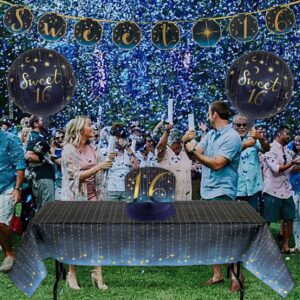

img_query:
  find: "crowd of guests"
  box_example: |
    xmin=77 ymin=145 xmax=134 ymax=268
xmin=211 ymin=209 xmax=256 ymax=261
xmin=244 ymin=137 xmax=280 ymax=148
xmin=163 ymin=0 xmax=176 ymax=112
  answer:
xmin=0 ymin=100 xmax=300 ymax=293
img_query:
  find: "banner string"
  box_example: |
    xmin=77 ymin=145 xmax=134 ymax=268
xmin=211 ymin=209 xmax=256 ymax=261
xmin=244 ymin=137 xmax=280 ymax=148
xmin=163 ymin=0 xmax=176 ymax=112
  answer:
xmin=0 ymin=0 xmax=300 ymax=24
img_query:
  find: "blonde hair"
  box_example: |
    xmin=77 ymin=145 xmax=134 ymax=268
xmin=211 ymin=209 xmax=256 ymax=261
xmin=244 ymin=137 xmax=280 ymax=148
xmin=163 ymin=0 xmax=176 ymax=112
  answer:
xmin=64 ymin=116 xmax=90 ymax=148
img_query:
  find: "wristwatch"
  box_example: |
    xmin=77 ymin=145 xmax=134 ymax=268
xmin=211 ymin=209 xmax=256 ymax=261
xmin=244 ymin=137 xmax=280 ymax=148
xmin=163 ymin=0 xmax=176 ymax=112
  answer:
xmin=13 ymin=187 xmax=22 ymax=191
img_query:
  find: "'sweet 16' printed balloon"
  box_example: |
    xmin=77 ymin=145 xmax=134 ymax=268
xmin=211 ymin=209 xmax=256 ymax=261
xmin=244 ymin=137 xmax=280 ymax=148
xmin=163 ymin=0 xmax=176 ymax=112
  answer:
xmin=7 ymin=48 xmax=76 ymax=117
xmin=225 ymin=51 xmax=293 ymax=119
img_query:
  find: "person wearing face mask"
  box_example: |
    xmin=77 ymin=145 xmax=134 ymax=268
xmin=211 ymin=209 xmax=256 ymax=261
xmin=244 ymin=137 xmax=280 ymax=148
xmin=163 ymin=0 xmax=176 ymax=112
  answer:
xmin=233 ymin=114 xmax=270 ymax=212
xmin=183 ymin=101 xmax=243 ymax=292
xmin=102 ymin=124 xmax=138 ymax=201
xmin=262 ymin=125 xmax=300 ymax=254
xmin=156 ymin=125 xmax=192 ymax=200
xmin=288 ymin=134 xmax=300 ymax=252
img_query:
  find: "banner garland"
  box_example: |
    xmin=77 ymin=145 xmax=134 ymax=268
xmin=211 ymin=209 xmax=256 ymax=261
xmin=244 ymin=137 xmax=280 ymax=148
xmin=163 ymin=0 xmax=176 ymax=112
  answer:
xmin=229 ymin=13 xmax=259 ymax=43
xmin=1 ymin=0 xmax=299 ymax=49
xmin=74 ymin=18 xmax=103 ymax=47
xmin=192 ymin=19 xmax=222 ymax=47
xmin=265 ymin=6 xmax=295 ymax=34
xmin=112 ymin=21 xmax=141 ymax=50
xmin=37 ymin=13 xmax=67 ymax=42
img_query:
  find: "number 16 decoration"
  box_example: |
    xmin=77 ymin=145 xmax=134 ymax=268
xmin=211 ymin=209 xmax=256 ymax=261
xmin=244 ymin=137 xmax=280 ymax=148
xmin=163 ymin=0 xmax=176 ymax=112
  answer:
xmin=125 ymin=167 xmax=176 ymax=203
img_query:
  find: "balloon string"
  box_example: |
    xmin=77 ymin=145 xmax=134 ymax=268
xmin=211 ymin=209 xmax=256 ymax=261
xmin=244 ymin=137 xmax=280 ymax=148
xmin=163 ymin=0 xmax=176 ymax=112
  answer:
xmin=0 ymin=0 xmax=300 ymax=24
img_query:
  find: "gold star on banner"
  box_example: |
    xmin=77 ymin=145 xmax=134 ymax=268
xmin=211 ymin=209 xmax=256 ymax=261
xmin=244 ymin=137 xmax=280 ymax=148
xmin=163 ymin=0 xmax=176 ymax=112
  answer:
xmin=10 ymin=78 xmax=14 ymax=83
xmin=230 ymin=70 xmax=235 ymax=75
xmin=259 ymin=60 xmax=264 ymax=64
xmin=44 ymin=61 xmax=50 ymax=67
xmin=268 ymin=67 xmax=274 ymax=72
xmin=245 ymin=61 xmax=249 ymax=65
xmin=34 ymin=58 xmax=39 ymax=62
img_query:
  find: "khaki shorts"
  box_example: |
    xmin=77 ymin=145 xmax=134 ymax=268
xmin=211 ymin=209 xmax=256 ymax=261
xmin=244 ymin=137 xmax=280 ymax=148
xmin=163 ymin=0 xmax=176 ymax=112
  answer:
xmin=0 ymin=188 xmax=14 ymax=226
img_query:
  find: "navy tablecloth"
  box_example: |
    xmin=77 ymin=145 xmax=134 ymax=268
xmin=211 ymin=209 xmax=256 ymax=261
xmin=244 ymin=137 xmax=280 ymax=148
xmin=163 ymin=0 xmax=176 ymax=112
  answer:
xmin=10 ymin=201 xmax=294 ymax=297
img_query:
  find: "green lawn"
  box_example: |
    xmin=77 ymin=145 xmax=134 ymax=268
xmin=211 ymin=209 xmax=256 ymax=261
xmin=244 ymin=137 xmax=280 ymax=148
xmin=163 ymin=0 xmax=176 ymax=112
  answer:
xmin=0 ymin=224 xmax=299 ymax=300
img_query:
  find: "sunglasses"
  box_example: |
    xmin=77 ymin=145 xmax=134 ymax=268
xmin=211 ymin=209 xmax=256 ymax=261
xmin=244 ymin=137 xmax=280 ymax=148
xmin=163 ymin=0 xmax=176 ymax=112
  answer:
xmin=55 ymin=136 xmax=64 ymax=140
xmin=234 ymin=123 xmax=247 ymax=128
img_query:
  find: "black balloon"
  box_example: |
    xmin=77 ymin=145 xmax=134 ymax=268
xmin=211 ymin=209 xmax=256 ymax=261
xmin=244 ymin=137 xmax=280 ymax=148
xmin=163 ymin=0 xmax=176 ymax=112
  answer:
xmin=225 ymin=51 xmax=293 ymax=119
xmin=7 ymin=48 xmax=76 ymax=116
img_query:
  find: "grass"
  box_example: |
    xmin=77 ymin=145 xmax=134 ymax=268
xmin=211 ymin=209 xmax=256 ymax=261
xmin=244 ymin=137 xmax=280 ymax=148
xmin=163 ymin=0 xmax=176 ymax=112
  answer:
xmin=0 ymin=224 xmax=299 ymax=300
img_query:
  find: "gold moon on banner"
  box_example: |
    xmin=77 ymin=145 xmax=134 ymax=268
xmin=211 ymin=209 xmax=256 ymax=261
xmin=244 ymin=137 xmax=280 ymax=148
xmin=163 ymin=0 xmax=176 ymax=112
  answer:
xmin=38 ymin=13 xmax=67 ymax=42
xmin=4 ymin=6 xmax=33 ymax=34
xmin=74 ymin=18 xmax=102 ymax=47
xmin=229 ymin=13 xmax=259 ymax=42
xmin=192 ymin=19 xmax=221 ymax=47
xmin=152 ymin=21 xmax=180 ymax=50
xmin=112 ymin=21 xmax=141 ymax=50
xmin=265 ymin=6 xmax=295 ymax=34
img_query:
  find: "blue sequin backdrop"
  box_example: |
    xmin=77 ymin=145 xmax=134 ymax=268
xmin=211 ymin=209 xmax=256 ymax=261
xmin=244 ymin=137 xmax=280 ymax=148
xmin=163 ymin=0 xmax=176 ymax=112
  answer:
xmin=0 ymin=0 xmax=299 ymax=133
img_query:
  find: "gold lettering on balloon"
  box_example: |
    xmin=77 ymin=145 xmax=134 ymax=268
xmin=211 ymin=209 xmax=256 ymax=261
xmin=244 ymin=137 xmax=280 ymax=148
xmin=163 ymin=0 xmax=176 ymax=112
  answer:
xmin=20 ymin=69 xmax=61 ymax=104
xmin=83 ymin=29 xmax=96 ymax=42
xmin=35 ymin=86 xmax=51 ymax=103
xmin=248 ymin=89 xmax=268 ymax=105
xmin=11 ymin=8 xmax=25 ymax=32
xmin=121 ymin=32 xmax=134 ymax=45
xmin=41 ymin=85 xmax=51 ymax=102
xmin=43 ymin=23 xmax=63 ymax=38
xmin=238 ymin=70 xmax=281 ymax=92
xmin=275 ymin=8 xmax=287 ymax=32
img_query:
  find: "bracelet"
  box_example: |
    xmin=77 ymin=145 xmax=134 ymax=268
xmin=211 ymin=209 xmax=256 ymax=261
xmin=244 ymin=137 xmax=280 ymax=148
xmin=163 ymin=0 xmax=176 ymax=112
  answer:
xmin=14 ymin=187 xmax=22 ymax=191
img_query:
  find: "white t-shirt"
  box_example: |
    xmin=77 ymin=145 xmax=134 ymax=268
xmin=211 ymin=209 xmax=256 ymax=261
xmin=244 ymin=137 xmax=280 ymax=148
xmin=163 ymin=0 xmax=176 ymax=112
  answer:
xmin=156 ymin=146 xmax=192 ymax=200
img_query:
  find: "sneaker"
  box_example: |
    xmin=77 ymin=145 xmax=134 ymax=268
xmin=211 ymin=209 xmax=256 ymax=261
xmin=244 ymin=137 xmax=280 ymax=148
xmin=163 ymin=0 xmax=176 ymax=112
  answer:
xmin=0 ymin=256 xmax=15 ymax=271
